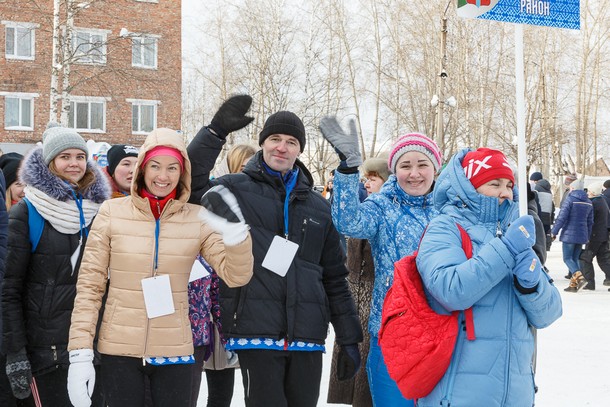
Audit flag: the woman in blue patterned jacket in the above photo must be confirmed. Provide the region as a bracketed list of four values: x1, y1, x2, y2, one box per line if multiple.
[416, 148, 562, 407]
[320, 117, 442, 407]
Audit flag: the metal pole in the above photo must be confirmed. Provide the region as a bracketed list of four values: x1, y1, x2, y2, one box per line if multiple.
[515, 24, 527, 216]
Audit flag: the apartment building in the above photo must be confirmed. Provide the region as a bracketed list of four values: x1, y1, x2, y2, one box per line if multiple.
[0, 0, 181, 148]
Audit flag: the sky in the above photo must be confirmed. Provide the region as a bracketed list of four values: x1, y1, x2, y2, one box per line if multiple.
[195, 242, 610, 406]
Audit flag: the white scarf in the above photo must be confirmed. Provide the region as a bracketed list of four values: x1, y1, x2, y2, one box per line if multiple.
[24, 186, 101, 234]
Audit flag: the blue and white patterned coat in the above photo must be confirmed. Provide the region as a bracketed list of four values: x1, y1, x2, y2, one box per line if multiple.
[332, 171, 437, 336]
[415, 149, 562, 407]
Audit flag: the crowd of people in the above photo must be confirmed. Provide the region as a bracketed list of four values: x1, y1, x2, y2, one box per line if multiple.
[0, 94, 607, 407]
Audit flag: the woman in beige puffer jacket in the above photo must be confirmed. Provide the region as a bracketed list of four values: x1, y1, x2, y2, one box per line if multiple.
[67, 128, 253, 407]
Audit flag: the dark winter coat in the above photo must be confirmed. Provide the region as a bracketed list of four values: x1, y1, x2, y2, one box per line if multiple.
[534, 179, 555, 226]
[187, 127, 362, 346]
[0, 172, 7, 353]
[528, 191, 547, 265]
[588, 196, 609, 247]
[327, 238, 373, 407]
[602, 188, 610, 228]
[2, 148, 109, 374]
[551, 190, 593, 245]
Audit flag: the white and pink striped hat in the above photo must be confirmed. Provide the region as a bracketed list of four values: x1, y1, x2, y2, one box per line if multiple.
[388, 133, 442, 174]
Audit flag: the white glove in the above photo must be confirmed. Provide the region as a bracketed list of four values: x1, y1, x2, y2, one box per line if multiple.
[67, 349, 95, 407]
[200, 185, 249, 246]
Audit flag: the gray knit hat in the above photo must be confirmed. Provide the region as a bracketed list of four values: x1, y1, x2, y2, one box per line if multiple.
[570, 179, 584, 191]
[42, 122, 88, 164]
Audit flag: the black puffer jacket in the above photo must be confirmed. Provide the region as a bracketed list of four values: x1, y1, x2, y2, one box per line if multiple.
[188, 127, 362, 346]
[2, 148, 109, 375]
[0, 173, 8, 353]
[588, 196, 609, 246]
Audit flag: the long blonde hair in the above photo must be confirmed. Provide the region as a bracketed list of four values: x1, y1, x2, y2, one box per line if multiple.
[5, 187, 14, 210]
[227, 144, 257, 174]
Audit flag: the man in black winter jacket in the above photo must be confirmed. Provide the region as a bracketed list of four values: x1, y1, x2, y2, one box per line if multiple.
[188, 96, 363, 407]
[603, 180, 610, 233]
[580, 182, 610, 290]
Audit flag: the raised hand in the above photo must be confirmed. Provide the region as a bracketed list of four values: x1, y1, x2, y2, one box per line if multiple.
[319, 116, 362, 169]
[209, 95, 254, 138]
[200, 185, 249, 246]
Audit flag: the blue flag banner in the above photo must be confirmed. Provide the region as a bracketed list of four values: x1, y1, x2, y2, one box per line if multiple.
[457, 0, 580, 30]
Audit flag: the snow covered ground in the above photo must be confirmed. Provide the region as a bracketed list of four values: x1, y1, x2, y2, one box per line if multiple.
[197, 242, 610, 406]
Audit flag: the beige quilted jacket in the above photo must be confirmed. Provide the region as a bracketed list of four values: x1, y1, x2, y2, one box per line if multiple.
[68, 128, 253, 358]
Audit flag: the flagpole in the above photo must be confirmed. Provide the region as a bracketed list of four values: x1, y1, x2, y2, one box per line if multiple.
[515, 23, 527, 216]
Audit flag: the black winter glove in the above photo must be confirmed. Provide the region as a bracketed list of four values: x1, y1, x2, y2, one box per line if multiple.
[209, 94, 254, 138]
[5, 348, 32, 399]
[336, 344, 361, 381]
[319, 116, 363, 170]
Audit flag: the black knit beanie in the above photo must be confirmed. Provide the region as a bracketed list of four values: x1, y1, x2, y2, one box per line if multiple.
[0, 152, 24, 187]
[106, 144, 139, 176]
[258, 111, 306, 152]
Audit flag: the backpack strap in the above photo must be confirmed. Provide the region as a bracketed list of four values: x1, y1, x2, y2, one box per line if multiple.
[456, 223, 476, 341]
[23, 197, 44, 253]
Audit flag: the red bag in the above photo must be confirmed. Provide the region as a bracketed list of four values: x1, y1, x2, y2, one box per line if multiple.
[378, 224, 475, 400]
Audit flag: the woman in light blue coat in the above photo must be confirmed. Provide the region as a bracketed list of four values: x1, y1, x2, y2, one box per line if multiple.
[320, 117, 442, 407]
[416, 148, 562, 407]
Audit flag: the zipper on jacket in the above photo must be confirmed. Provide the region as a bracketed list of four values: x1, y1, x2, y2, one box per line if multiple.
[443, 312, 466, 405]
[142, 217, 159, 365]
[496, 221, 503, 237]
[51, 345, 57, 361]
[501, 281, 514, 405]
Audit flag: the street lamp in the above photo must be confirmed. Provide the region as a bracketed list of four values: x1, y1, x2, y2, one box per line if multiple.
[431, 95, 456, 108]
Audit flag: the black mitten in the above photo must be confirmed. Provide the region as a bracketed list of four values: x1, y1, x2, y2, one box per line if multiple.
[336, 344, 361, 381]
[5, 348, 32, 399]
[209, 94, 254, 138]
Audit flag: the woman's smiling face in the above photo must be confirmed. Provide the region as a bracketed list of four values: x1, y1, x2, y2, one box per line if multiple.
[394, 151, 435, 196]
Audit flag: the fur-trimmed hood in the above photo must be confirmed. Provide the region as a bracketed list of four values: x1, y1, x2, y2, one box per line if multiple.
[20, 147, 110, 203]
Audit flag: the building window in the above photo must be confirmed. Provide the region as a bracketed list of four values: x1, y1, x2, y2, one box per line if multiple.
[132, 36, 158, 69]
[68, 96, 109, 132]
[1, 92, 38, 130]
[2, 21, 38, 60]
[72, 28, 109, 64]
[128, 99, 159, 134]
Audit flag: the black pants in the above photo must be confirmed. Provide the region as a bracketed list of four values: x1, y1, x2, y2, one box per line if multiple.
[24, 365, 104, 407]
[204, 368, 235, 407]
[101, 354, 193, 407]
[236, 350, 322, 407]
[581, 241, 610, 288]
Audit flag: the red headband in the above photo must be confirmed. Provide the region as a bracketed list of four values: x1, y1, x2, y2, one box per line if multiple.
[142, 146, 184, 171]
